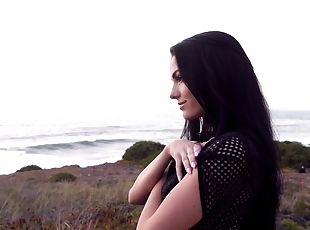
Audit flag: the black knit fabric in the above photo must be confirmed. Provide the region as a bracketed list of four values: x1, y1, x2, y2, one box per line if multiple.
[161, 132, 266, 230]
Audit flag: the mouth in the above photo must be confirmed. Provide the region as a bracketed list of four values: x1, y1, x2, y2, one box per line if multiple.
[178, 100, 186, 109]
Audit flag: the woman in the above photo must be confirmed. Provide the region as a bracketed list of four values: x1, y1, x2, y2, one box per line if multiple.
[128, 31, 281, 230]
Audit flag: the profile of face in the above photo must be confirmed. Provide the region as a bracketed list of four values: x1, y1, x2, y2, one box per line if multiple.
[170, 56, 204, 120]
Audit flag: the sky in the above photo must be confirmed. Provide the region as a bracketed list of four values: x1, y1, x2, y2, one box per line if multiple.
[1, 0, 310, 125]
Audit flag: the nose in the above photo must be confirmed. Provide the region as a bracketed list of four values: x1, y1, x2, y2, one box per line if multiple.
[170, 83, 180, 99]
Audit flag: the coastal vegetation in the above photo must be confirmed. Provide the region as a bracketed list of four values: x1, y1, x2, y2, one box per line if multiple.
[48, 172, 77, 183]
[0, 162, 143, 229]
[0, 140, 309, 229]
[122, 141, 165, 167]
[277, 141, 310, 169]
[16, 165, 42, 173]
[280, 218, 310, 230]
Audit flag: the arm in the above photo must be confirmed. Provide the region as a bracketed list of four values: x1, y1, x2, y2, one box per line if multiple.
[128, 146, 172, 205]
[137, 168, 202, 230]
[128, 139, 204, 205]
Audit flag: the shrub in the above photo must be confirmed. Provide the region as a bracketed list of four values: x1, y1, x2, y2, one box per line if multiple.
[62, 164, 80, 168]
[16, 165, 42, 173]
[122, 141, 165, 167]
[280, 219, 305, 230]
[276, 141, 310, 169]
[294, 196, 310, 220]
[48, 172, 77, 183]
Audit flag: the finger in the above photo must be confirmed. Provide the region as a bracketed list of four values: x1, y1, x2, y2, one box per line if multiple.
[175, 156, 183, 182]
[193, 143, 202, 157]
[186, 147, 197, 168]
[181, 153, 192, 175]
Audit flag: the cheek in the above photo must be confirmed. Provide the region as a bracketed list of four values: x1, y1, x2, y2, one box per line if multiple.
[183, 87, 196, 106]
[190, 100, 203, 114]
[181, 84, 192, 97]
[182, 87, 204, 117]
[188, 95, 204, 114]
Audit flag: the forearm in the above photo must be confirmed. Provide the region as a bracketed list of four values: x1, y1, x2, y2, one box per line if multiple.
[128, 146, 171, 205]
[136, 174, 166, 230]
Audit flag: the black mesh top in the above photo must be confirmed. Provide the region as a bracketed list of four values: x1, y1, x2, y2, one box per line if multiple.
[161, 132, 269, 230]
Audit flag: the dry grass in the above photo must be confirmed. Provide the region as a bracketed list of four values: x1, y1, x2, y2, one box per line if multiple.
[0, 162, 309, 229]
[279, 170, 310, 225]
[0, 162, 143, 230]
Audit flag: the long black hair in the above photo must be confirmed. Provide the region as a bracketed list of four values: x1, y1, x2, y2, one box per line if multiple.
[170, 31, 281, 229]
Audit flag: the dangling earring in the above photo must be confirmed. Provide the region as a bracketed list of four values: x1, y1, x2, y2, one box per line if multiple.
[198, 117, 203, 140]
[199, 117, 203, 133]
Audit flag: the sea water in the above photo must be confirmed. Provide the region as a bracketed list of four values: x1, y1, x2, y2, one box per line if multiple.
[0, 110, 309, 175]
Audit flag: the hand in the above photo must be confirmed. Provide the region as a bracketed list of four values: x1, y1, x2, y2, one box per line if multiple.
[166, 139, 204, 182]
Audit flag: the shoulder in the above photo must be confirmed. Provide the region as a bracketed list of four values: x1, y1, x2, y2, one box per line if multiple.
[199, 131, 250, 161]
[196, 131, 254, 183]
[194, 132, 257, 229]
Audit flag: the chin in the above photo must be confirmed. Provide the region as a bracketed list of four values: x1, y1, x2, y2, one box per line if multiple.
[183, 111, 203, 120]
[182, 112, 200, 120]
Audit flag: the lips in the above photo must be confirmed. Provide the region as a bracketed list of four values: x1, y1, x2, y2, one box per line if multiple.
[178, 100, 186, 106]
[178, 100, 186, 109]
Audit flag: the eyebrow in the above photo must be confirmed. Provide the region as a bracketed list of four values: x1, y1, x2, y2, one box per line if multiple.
[171, 70, 180, 79]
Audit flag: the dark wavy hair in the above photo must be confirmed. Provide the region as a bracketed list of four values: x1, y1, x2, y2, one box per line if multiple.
[170, 31, 281, 229]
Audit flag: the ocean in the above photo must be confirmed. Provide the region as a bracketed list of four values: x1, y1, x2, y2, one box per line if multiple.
[0, 110, 309, 175]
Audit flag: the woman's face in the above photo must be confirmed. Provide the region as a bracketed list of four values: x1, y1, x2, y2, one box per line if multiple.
[170, 56, 204, 120]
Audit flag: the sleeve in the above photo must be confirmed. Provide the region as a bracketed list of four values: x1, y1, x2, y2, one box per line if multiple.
[196, 134, 252, 228]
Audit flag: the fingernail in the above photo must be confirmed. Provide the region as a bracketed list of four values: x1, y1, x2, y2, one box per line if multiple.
[191, 162, 196, 168]
[186, 168, 192, 174]
[178, 176, 182, 182]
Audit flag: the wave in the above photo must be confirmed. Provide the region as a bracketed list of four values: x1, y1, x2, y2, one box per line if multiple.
[272, 110, 310, 120]
[3, 126, 180, 141]
[7, 129, 108, 141]
[135, 128, 182, 132]
[22, 138, 137, 153]
[274, 124, 299, 127]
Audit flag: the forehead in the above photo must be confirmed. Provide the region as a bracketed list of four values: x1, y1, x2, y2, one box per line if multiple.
[170, 56, 179, 74]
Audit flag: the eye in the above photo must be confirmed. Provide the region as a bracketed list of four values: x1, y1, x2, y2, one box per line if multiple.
[175, 75, 183, 82]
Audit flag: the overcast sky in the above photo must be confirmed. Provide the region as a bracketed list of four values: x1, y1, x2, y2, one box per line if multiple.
[1, 0, 309, 125]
